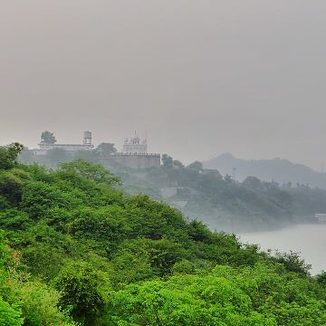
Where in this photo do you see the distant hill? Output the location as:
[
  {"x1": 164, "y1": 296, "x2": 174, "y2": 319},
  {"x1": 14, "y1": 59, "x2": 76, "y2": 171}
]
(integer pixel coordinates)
[{"x1": 203, "y1": 153, "x2": 326, "y2": 189}]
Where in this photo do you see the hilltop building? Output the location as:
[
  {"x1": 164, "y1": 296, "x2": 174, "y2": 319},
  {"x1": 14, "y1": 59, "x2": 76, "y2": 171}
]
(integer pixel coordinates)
[
  {"x1": 31, "y1": 131, "x2": 161, "y2": 169},
  {"x1": 122, "y1": 135, "x2": 147, "y2": 154},
  {"x1": 102, "y1": 134, "x2": 160, "y2": 169},
  {"x1": 34, "y1": 131, "x2": 94, "y2": 155}
]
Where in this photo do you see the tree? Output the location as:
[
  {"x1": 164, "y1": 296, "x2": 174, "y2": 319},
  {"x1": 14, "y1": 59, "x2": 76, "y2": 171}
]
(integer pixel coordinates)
[
  {"x1": 0, "y1": 299, "x2": 23, "y2": 326},
  {"x1": 0, "y1": 143, "x2": 24, "y2": 170},
  {"x1": 54, "y1": 262, "x2": 106, "y2": 324},
  {"x1": 0, "y1": 172, "x2": 23, "y2": 205},
  {"x1": 19, "y1": 281, "x2": 74, "y2": 326},
  {"x1": 242, "y1": 176, "x2": 262, "y2": 191},
  {"x1": 274, "y1": 251, "x2": 311, "y2": 275},
  {"x1": 316, "y1": 271, "x2": 326, "y2": 287},
  {"x1": 96, "y1": 143, "x2": 117, "y2": 156},
  {"x1": 187, "y1": 161, "x2": 203, "y2": 171},
  {"x1": 59, "y1": 160, "x2": 120, "y2": 185},
  {"x1": 224, "y1": 174, "x2": 233, "y2": 183},
  {"x1": 162, "y1": 154, "x2": 173, "y2": 168},
  {"x1": 173, "y1": 160, "x2": 184, "y2": 168},
  {"x1": 41, "y1": 131, "x2": 56, "y2": 144},
  {"x1": 105, "y1": 268, "x2": 274, "y2": 325}
]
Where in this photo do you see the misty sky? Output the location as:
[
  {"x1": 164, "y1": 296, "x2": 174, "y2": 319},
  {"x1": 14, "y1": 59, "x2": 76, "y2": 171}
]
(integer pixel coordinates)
[{"x1": 1, "y1": 1, "x2": 326, "y2": 168}]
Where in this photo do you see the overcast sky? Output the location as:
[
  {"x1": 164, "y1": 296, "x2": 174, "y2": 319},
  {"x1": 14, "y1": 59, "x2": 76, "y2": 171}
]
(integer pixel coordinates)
[{"x1": 1, "y1": 1, "x2": 326, "y2": 168}]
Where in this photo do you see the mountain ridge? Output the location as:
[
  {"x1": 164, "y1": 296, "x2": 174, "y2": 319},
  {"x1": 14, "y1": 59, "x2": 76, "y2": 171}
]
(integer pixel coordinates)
[{"x1": 203, "y1": 153, "x2": 326, "y2": 189}]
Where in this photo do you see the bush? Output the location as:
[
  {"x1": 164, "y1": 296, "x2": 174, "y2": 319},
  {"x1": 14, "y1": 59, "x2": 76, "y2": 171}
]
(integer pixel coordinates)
[
  {"x1": 19, "y1": 282, "x2": 74, "y2": 326},
  {"x1": 0, "y1": 143, "x2": 23, "y2": 171},
  {"x1": 0, "y1": 298, "x2": 23, "y2": 326},
  {"x1": 0, "y1": 172, "x2": 23, "y2": 205},
  {"x1": 54, "y1": 261, "x2": 108, "y2": 324}
]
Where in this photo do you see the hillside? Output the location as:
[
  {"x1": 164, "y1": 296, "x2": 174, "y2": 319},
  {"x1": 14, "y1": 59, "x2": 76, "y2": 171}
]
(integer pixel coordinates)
[
  {"x1": 110, "y1": 165, "x2": 326, "y2": 232},
  {"x1": 204, "y1": 153, "x2": 326, "y2": 189},
  {"x1": 1, "y1": 143, "x2": 326, "y2": 325},
  {"x1": 19, "y1": 149, "x2": 326, "y2": 232},
  {"x1": 116, "y1": 167, "x2": 326, "y2": 232}
]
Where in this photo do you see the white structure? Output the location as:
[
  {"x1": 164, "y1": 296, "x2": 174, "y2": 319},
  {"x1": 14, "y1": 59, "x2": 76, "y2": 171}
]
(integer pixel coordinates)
[
  {"x1": 100, "y1": 134, "x2": 160, "y2": 168},
  {"x1": 83, "y1": 131, "x2": 93, "y2": 146},
  {"x1": 35, "y1": 131, "x2": 94, "y2": 155},
  {"x1": 122, "y1": 135, "x2": 147, "y2": 154}
]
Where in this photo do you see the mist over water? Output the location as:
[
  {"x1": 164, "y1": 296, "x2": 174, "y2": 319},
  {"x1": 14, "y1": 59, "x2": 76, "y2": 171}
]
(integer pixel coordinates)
[{"x1": 240, "y1": 224, "x2": 326, "y2": 275}]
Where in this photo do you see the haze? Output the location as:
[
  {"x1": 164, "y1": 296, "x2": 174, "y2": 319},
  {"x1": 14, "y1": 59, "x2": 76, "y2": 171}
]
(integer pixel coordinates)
[{"x1": 1, "y1": 1, "x2": 326, "y2": 168}]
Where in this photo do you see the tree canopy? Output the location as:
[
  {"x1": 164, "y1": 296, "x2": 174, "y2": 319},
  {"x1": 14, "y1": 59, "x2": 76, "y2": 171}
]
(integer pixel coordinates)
[
  {"x1": 0, "y1": 143, "x2": 24, "y2": 170},
  {"x1": 0, "y1": 149, "x2": 326, "y2": 325},
  {"x1": 40, "y1": 131, "x2": 56, "y2": 144}
]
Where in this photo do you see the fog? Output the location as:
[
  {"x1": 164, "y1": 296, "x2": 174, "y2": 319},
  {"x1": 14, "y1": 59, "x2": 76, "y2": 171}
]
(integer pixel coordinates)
[{"x1": 1, "y1": 1, "x2": 326, "y2": 168}]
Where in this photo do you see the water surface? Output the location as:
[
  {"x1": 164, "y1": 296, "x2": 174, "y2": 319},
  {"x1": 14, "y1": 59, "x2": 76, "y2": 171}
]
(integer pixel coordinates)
[{"x1": 240, "y1": 224, "x2": 326, "y2": 275}]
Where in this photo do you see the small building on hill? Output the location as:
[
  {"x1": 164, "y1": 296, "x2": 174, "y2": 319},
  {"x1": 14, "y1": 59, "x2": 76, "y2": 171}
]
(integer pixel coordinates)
[
  {"x1": 31, "y1": 131, "x2": 161, "y2": 169},
  {"x1": 102, "y1": 134, "x2": 160, "y2": 169},
  {"x1": 34, "y1": 131, "x2": 94, "y2": 155},
  {"x1": 122, "y1": 135, "x2": 147, "y2": 154}
]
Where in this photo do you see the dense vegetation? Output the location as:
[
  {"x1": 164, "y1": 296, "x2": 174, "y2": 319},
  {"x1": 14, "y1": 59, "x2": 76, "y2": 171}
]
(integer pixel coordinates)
[
  {"x1": 3, "y1": 143, "x2": 325, "y2": 325},
  {"x1": 115, "y1": 163, "x2": 326, "y2": 232},
  {"x1": 20, "y1": 147, "x2": 326, "y2": 232}
]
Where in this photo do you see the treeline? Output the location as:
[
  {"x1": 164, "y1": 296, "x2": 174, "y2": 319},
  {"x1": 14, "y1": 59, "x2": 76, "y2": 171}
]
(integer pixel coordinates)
[
  {"x1": 114, "y1": 159, "x2": 326, "y2": 231},
  {"x1": 0, "y1": 143, "x2": 325, "y2": 325}
]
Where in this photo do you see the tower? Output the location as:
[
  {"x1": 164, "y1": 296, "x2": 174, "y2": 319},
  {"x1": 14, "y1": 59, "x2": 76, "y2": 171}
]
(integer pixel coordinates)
[{"x1": 83, "y1": 131, "x2": 92, "y2": 146}]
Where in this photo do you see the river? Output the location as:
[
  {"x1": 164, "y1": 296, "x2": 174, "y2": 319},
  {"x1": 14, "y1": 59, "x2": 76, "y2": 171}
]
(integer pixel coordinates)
[{"x1": 239, "y1": 224, "x2": 326, "y2": 275}]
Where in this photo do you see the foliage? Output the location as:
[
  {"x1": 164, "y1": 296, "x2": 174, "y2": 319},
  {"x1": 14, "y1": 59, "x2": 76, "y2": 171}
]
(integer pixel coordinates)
[
  {"x1": 96, "y1": 142, "x2": 117, "y2": 156},
  {"x1": 187, "y1": 160, "x2": 203, "y2": 171},
  {"x1": 173, "y1": 160, "x2": 184, "y2": 168},
  {"x1": 162, "y1": 154, "x2": 173, "y2": 168},
  {"x1": 1, "y1": 151, "x2": 326, "y2": 325},
  {"x1": 106, "y1": 265, "x2": 326, "y2": 325},
  {"x1": 0, "y1": 143, "x2": 24, "y2": 170},
  {"x1": 316, "y1": 271, "x2": 326, "y2": 287},
  {"x1": 274, "y1": 251, "x2": 311, "y2": 276},
  {"x1": 0, "y1": 298, "x2": 22, "y2": 326},
  {"x1": 59, "y1": 160, "x2": 120, "y2": 186},
  {"x1": 19, "y1": 143, "x2": 326, "y2": 232},
  {"x1": 54, "y1": 261, "x2": 108, "y2": 324},
  {"x1": 0, "y1": 172, "x2": 23, "y2": 205},
  {"x1": 40, "y1": 131, "x2": 56, "y2": 144},
  {"x1": 19, "y1": 281, "x2": 74, "y2": 326}
]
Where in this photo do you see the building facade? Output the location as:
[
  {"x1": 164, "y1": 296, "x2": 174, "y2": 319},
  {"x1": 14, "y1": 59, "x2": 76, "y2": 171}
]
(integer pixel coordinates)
[
  {"x1": 32, "y1": 131, "x2": 161, "y2": 168},
  {"x1": 107, "y1": 152, "x2": 161, "y2": 169},
  {"x1": 100, "y1": 134, "x2": 160, "y2": 169},
  {"x1": 122, "y1": 136, "x2": 147, "y2": 154},
  {"x1": 34, "y1": 131, "x2": 94, "y2": 155}
]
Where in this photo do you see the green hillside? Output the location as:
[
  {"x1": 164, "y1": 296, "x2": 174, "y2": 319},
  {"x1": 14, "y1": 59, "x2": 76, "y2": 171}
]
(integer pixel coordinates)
[
  {"x1": 114, "y1": 164, "x2": 326, "y2": 232},
  {"x1": 20, "y1": 148, "x2": 326, "y2": 232},
  {"x1": 1, "y1": 143, "x2": 326, "y2": 325}
]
